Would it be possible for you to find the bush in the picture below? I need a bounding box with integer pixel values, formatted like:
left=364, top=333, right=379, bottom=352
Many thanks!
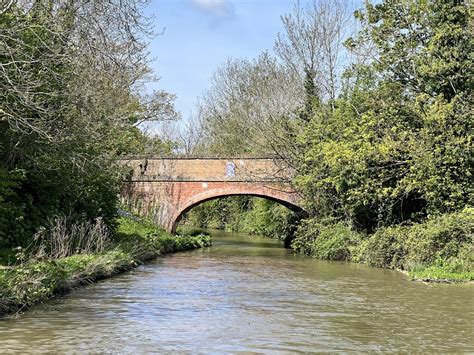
left=0, top=168, right=30, bottom=248
left=292, top=220, right=362, bottom=261
left=176, top=228, right=209, bottom=237
left=354, top=225, right=409, bottom=268
left=240, top=199, right=296, bottom=240
left=292, top=208, right=473, bottom=283
left=403, top=208, right=473, bottom=266
left=355, top=208, right=473, bottom=271
left=148, top=233, right=212, bottom=253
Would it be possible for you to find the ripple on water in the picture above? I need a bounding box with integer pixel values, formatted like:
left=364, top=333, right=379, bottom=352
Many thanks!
left=0, top=231, right=473, bottom=353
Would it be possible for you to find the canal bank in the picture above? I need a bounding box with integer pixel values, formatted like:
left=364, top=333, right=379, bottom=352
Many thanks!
left=0, top=218, right=211, bottom=318
left=0, top=230, right=472, bottom=352
left=290, top=208, right=473, bottom=284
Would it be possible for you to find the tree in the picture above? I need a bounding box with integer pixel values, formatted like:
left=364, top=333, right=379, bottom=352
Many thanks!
left=194, top=0, right=353, bottom=171
left=196, top=53, right=304, bottom=166
left=275, top=0, right=352, bottom=109
left=0, top=1, right=176, bottom=247
left=297, top=0, right=473, bottom=232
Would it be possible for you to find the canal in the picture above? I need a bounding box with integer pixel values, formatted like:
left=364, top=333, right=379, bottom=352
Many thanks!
left=1, top=230, right=473, bottom=352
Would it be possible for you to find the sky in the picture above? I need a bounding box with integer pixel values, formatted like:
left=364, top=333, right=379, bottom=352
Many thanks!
left=144, top=0, right=296, bottom=124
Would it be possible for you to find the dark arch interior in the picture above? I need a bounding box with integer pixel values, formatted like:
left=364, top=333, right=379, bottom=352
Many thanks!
left=174, top=194, right=304, bottom=232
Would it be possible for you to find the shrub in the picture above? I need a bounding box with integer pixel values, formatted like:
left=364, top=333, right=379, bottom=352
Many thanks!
left=292, top=220, right=362, bottom=261
left=356, top=208, right=473, bottom=271
left=176, top=228, right=210, bottom=237
left=0, top=168, right=29, bottom=248
left=403, top=208, right=473, bottom=266
left=292, top=208, right=473, bottom=280
left=354, top=226, right=409, bottom=268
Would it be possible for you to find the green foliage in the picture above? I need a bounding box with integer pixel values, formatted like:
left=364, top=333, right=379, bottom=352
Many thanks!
left=0, top=168, right=28, bottom=247
left=297, top=0, right=472, bottom=232
left=0, top=160, right=121, bottom=249
left=0, top=250, right=138, bottom=316
left=239, top=199, right=296, bottom=239
left=176, top=227, right=210, bottom=237
left=0, top=4, right=119, bottom=248
left=408, top=258, right=474, bottom=283
left=354, top=226, right=409, bottom=269
left=181, top=197, right=244, bottom=230
left=1, top=3, right=177, bottom=252
left=352, top=1, right=472, bottom=101
left=114, top=217, right=211, bottom=258
left=175, top=234, right=212, bottom=251
left=293, top=209, right=473, bottom=283
left=0, top=217, right=211, bottom=317
left=292, top=221, right=362, bottom=261
left=116, top=217, right=162, bottom=239
left=355, top=208, right=473, bottom=270
left=403, top=209, right=473, bottom=266
left=182, top=196, right=297, bottom=240
left=0, top=261, right=66, bottom=313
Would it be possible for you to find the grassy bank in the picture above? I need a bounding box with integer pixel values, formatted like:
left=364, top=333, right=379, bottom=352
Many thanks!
left=0, top=218, right=211, bottom=318
left=292, top=208, right=473, bottom=283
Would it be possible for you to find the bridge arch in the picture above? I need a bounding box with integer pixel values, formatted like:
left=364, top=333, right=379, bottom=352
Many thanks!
left=169, top=186, right=303, bottom=233
left=120, top=157, right=303, bottom=233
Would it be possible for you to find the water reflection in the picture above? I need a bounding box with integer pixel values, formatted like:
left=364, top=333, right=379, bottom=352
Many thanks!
left=0, top=230, right=473, bottom=353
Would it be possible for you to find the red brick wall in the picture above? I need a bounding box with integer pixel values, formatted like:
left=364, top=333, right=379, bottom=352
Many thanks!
left=120, top=158, right=301, bottom=232
left=121, top=157, right=293, bottom=182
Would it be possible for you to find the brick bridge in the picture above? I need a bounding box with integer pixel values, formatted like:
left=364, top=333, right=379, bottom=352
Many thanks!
left=120, top=157, right=302, bottom=233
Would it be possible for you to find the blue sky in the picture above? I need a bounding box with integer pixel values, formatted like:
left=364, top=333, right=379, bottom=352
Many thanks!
left=144, top=0, right=296, bottom=121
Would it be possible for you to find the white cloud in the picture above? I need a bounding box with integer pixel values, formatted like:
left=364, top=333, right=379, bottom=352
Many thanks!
left=190, top=0, right=235, bottom=18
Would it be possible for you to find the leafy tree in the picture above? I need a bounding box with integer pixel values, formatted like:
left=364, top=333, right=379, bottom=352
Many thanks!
left=0, top=1, right=177, bottom=248
left=298, top=0, right=473, bottom=232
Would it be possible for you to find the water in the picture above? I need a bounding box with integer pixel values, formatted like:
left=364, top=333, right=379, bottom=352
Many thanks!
left=1, top=231, right=473, bottom=353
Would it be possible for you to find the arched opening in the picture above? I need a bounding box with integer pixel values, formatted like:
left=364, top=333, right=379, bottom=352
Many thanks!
left=171, top=193, right=305, bottom=246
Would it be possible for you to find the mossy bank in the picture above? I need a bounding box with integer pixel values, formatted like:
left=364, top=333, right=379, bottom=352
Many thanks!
left=0, top=218, right=211, bottom=318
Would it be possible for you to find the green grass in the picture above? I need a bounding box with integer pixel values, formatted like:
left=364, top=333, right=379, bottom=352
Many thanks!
left=409, top=266, right=473, bottom=283
left=116, top=217, right=162, bottom=237
left=408, top=258, right=473, bottom=283
left=0, top=217, right=212, bottom=317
